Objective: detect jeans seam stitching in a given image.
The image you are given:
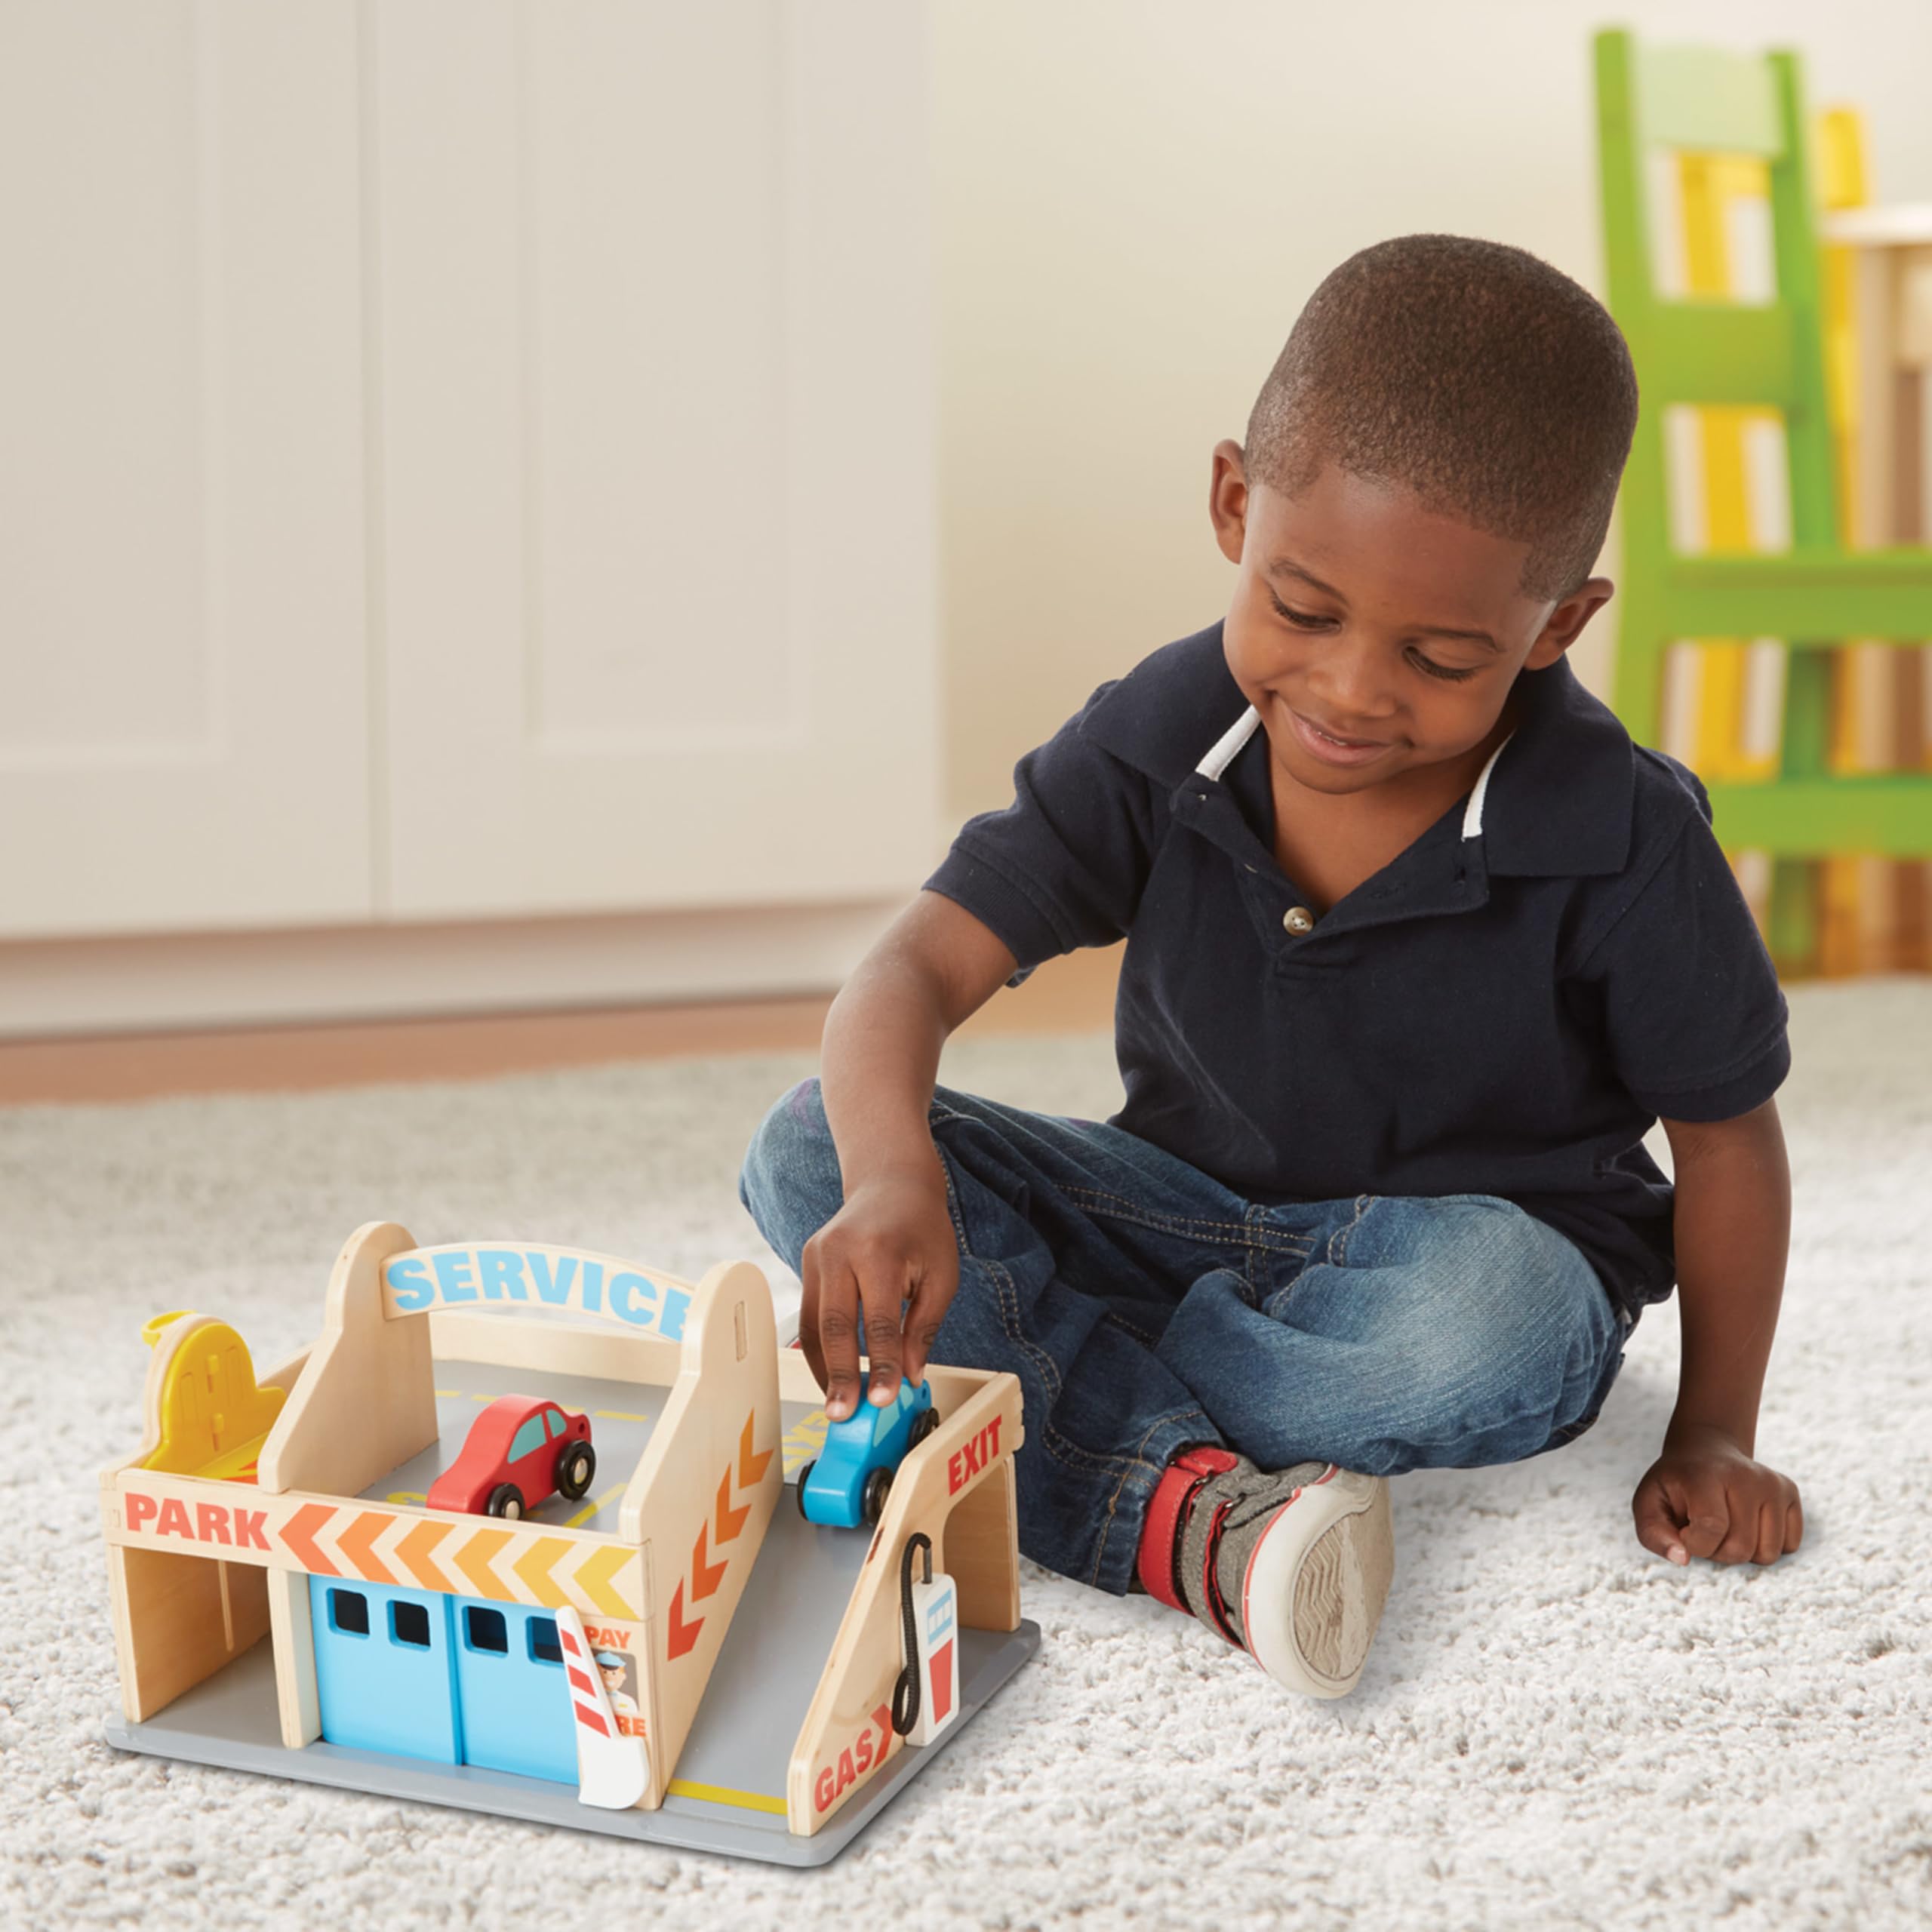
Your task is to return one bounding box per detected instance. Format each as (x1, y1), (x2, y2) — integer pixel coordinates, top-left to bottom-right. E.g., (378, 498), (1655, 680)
(942, 1163), (1220, 1483)
(1091, 1406), (1208, 1585)
(936, 1151), (971, 1250)
(943, 1158), (1106, 1475)
(1331, 1193), (1373, 1267)
(1060, 1183), (1313, 1253)
(1060, 1183), (1252, 1240)
(982, 1254), (1063, 1404)
(980, 1259), (1151, 1475)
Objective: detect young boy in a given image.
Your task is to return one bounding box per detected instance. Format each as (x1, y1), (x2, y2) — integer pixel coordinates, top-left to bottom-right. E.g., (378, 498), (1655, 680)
(739, 234), (1803, 1700)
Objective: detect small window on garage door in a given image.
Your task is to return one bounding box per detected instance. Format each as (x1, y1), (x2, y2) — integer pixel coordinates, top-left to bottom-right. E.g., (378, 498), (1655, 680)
(329, 1588), (370, 1636)
(391, 1600), (432, 1648)
(464, 1605), (509, 1654)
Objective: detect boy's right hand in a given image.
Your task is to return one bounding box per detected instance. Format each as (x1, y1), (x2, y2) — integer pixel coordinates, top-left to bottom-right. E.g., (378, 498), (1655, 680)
(798, 1153), (959, 1421)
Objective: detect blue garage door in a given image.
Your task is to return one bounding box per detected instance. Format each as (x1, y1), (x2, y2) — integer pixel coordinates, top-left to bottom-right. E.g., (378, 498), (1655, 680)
(453, 1597), (578, 1784)
(309, 1577), (462, 1764)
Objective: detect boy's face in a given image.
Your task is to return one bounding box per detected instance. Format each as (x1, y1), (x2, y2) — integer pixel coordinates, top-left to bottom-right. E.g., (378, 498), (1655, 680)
(1210, 442), (1614, 799)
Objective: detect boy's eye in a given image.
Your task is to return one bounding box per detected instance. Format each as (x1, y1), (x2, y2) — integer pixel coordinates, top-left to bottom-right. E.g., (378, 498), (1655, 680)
(1410, 651), (1481, 683)
(1269, 593), (1482, 683)
(1269, 597), (1334, 631)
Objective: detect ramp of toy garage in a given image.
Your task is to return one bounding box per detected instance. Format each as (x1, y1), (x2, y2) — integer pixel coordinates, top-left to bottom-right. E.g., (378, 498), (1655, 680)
(643, 1358), (1038, 1855)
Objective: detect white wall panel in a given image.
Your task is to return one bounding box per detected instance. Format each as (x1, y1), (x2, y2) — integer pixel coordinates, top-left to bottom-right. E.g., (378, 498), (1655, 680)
(0, 0), (372, 937)
(375, 0), (939, 918)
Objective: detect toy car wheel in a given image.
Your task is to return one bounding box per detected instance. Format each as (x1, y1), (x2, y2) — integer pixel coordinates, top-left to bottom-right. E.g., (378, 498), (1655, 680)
(860, 1467), (892, 1527)
(795, 1460), (817, 1520)
(910, 1409), (941, 1449)
(555, 1441), (596, 1500)
(487, 1483), (525, 1520)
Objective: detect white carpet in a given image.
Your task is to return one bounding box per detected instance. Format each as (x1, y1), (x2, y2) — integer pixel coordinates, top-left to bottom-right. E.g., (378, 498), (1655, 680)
(3, 980), (1929, 1930)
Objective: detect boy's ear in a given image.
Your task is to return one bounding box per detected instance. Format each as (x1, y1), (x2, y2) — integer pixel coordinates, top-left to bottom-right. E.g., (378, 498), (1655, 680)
(1523, 577), (1615, 669)
(1209, 439), (1249, 567)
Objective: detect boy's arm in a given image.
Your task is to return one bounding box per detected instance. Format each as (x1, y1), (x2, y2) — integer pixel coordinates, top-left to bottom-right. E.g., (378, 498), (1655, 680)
(807, 890), (1022, 1419)
(1632, 1097), (1804, 1567)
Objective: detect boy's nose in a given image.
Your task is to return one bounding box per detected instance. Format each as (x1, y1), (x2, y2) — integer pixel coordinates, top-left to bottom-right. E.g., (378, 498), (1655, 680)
(1309, 643), (1398, 725)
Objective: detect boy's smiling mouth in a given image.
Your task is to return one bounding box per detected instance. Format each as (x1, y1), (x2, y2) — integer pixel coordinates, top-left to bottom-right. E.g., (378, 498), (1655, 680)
(1284, 703), (1394, 767)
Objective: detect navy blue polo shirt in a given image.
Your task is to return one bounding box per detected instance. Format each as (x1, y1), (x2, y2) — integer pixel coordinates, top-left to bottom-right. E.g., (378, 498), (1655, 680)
(924, 621), (1791, 1331)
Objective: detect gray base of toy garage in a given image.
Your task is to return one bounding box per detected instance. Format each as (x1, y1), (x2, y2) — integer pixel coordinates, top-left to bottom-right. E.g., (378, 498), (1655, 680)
(104, 1364), (1039, 1866)
(106, 1620), (1038, 1866)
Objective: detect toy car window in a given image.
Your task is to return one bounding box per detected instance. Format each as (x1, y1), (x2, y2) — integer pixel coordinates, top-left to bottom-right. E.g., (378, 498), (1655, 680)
(543, 1408), (561, 1438)
(510, 1417), (547, 1460)
(528, 1617), (563, 1665)
(873, 1403), (897, 1447)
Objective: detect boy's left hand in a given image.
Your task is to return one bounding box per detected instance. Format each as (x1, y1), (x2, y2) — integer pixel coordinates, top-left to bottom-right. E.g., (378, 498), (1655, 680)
(1632, 1420), (1803, 1567)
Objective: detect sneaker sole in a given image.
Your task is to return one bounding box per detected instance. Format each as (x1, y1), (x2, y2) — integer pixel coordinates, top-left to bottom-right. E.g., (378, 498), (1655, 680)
(1240, 1467), (1395, 1699)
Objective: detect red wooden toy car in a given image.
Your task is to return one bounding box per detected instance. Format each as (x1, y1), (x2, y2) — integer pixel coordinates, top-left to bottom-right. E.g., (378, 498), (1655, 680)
(427, 1395), (596, 1520)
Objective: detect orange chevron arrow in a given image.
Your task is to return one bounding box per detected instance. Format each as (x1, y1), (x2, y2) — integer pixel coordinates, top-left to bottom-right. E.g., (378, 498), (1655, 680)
(737, 1413), (772, 1487)
(335, 1510), (397, 1586)
(574, 1543), (640, 1619)
(715, 1470), (749, 1544)
(453, 1525), (514, 1600)
(690, 1523), (727, 1602)
(393, 1518), (455, 1593)
(281, 1502), (338, 1577)
(666, 1580), (703, 1660)
(510, 1535), (574, 1608)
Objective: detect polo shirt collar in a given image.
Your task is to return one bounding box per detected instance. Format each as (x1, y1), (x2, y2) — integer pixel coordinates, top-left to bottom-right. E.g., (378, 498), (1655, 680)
(1080, 621), (1635, 878)
(1079, 623), (1252, 789)
(1479, 652), (1635, 877)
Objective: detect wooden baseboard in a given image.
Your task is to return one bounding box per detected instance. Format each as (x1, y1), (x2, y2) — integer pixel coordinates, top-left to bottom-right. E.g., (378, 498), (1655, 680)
(0, 901), (908, 1041)
(0, 933), (1123, 1103)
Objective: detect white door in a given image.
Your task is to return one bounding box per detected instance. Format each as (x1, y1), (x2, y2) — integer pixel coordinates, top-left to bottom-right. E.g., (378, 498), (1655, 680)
(0, 2), (373, 938)
(374, 0), (940, 918)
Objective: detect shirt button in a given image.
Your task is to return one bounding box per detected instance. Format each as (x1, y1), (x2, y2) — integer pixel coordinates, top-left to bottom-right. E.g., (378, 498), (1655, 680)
(1283, 906), (1315, 936)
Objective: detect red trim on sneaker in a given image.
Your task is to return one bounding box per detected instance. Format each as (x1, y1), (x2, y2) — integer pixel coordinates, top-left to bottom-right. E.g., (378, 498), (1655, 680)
(1135, 1446), (1237, 1614)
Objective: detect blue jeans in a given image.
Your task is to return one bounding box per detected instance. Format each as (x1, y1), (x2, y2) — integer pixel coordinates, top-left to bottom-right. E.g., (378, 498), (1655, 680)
(738, 1079), (1632, 1595)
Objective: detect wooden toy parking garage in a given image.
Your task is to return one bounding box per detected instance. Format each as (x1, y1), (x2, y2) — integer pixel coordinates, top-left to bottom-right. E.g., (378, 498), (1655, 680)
(99, 1222), (1038, 1866)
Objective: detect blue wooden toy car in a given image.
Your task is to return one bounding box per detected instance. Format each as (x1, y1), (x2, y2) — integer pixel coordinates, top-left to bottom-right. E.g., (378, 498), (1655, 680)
(797, 1377), (940, 1528)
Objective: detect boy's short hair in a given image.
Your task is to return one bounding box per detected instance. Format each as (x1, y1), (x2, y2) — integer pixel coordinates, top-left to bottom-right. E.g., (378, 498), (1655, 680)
(1244, 234), (1639, 602)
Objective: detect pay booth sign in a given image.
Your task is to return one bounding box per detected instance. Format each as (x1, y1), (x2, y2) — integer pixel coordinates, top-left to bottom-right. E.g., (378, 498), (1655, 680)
(904, 1567), (958, 1749)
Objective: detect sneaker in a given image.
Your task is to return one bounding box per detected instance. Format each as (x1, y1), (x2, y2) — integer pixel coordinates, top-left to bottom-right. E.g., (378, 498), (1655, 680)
(1135, 1446), (1395, 1699)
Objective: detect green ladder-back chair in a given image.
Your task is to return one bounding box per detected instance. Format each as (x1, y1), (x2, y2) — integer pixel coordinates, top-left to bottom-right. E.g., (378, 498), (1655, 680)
(1595, 28), (1932, 971)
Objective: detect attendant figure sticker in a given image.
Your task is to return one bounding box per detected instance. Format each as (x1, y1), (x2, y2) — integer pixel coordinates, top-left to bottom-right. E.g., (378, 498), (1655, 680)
(595, 1649), (645, 1738)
